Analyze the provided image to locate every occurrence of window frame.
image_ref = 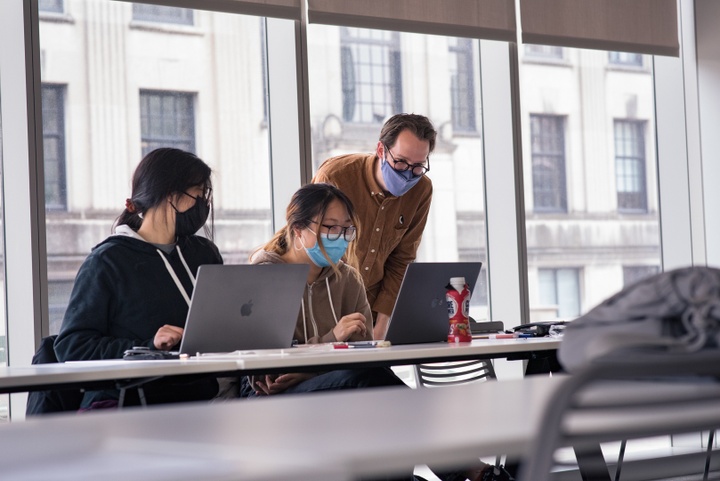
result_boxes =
[139,90,197,156]
[449,37,477,133]
[530,114,568,213]
[538,267,581,318]
[339,27,402,124]
[41,84,67,211]
[614,119,648,213]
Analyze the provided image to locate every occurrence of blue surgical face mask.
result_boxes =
[381,156,422,197]
[304,233,349,267]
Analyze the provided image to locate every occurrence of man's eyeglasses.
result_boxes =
[310,221,357,241]
[383,144,430,177]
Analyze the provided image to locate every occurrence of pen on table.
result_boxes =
[476,333,533,339]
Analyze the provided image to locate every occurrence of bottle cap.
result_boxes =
[449,277,466,291]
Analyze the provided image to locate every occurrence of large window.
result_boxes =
[40,1,273,334]
[340,28,402,124]
[530,114,567,212]
[449,38,477,132]
[615,119,648,212]
[522,47,660,321]
[42,84,67,210]
[309,26,488,318]
[140,90,196,156]
[132,4,194,25]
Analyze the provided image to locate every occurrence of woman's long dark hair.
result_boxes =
[259,183,360,272]
[114,148,214,238]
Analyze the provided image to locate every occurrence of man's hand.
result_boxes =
[373,312,391,340]
[153,324,183,350]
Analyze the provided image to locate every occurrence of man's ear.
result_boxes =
[376,141,385,158]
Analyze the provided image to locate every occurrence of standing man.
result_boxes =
[312,113,436,340]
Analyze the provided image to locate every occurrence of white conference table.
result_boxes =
[0,338,560,394]
[0,375,564,481]
[4,373,717,481]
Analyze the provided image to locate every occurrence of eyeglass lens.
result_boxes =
[325,225,357,241]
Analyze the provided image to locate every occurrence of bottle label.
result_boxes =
[446,283,472,343]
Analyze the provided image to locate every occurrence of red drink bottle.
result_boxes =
[446,276,472,343]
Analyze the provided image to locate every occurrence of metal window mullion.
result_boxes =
[0,0,49,420]
[480,39,529,325]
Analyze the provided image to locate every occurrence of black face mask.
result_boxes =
[172,194,209,237]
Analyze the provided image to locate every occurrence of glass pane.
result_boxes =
[40,1,272,335]
[522,46,660,321]
[308,25,488,320]
[0,84,7,422]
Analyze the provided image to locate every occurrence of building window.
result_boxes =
[132,4,194,25]
[42,84,67,210]
[525,45,564,60]
[623,265,659,287]
[449,38,476,132]
[538,268,581,318]
[139,90,196,156]
[38,0,64,13]
[340,28,402,124]
[615,120,647,212]
[609,51,643,67]
[531,114,567,212]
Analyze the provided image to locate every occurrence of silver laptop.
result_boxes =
[385,262,483,345]
[179,263,309,355]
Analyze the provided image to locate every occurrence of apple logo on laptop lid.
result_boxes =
[240,300,253,317]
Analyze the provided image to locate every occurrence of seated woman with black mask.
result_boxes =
[54,148,222,409]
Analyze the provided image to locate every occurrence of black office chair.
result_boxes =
[26,335,84,416]
[517,350,720,481]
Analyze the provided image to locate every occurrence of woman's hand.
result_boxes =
[153,324,184,350]
[251,374,278,395]
[332,312,368,341]
[253,373,316,395]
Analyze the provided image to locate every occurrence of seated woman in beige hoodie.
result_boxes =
[243,182,404,396]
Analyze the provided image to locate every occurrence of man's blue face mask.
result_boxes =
[381,155,422,197]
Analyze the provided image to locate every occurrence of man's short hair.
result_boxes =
[379,114,437,153]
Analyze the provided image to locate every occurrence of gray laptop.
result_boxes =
[385,262,483,345]
[179,263,309,355]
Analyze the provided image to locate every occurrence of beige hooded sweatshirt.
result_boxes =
[250,250,374,344]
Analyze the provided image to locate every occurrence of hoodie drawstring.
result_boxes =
[301,298,309,344]
[157,247,195,306]
[326,277,339,325]
[300,278,339,343]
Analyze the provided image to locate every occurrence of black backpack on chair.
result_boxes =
[25,335,83,416]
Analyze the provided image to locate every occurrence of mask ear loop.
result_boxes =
[292,228,305,251]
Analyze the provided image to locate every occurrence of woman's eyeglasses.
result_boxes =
[310,221,357,241]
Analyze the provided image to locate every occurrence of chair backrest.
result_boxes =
[26,335,84,416]
[414,359,496,388]
[517,350,720,481]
